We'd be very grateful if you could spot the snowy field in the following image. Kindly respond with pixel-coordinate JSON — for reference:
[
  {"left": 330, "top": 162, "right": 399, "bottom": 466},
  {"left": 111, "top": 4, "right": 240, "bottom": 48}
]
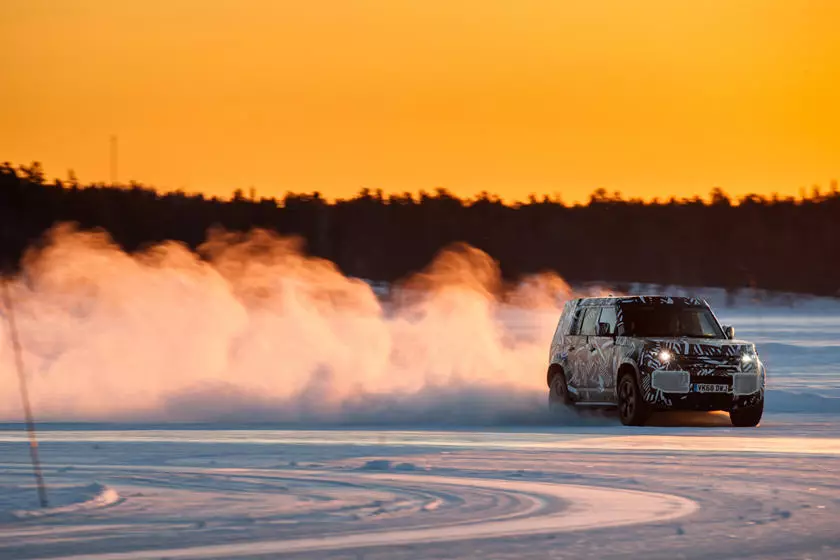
[{"left": 1, "top": 298, "right": 839, "bottom": 559}]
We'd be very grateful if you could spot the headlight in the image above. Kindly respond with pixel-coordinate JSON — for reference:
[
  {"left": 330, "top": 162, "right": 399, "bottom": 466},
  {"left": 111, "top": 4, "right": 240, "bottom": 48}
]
[
  {"left": 740, "top": 351, "right": 759, "bottom": 372},
  {"left": 657, "top": 349, "right": 673, "bottom": 363}
]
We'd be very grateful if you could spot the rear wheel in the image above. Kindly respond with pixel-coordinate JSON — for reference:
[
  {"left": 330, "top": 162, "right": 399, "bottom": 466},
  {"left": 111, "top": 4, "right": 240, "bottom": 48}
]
[
  {"left": 548, "top": 369, "right": 573, "bottom": 412},
  {"left": 618, "top": 373, "right": 650, "bottom": 426},
  {"left": 730, "top": 398, "right": 763, "bottom": 427}
]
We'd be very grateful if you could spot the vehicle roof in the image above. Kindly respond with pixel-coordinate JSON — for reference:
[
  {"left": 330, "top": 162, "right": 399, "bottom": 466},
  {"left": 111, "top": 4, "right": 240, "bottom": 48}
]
[{"left": 576, "top": 295, "right": 708, "bottom": 307}]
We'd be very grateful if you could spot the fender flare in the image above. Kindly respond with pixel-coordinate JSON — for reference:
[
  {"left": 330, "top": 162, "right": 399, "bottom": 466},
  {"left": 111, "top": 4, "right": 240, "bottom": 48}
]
[
  {"left": 546, "top": 362, "right": 564, "bottom": 387},
  {"left": 616, "top": 359, "right": 641, "bottom": 386}
]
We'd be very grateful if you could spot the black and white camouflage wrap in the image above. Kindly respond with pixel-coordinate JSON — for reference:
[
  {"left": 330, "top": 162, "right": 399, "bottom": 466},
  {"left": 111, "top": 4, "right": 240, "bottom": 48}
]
[{"left": 548, "top": 296, "right": 766, "bottom": 412}]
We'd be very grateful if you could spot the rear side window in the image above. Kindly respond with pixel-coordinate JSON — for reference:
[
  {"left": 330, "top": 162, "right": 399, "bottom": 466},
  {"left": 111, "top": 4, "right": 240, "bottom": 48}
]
[
  {"left": 598, "top": 306, "right": 617, "bottom": 335},
  {"left": 579, "top": 307, "right": 600, "bottom": 336}
]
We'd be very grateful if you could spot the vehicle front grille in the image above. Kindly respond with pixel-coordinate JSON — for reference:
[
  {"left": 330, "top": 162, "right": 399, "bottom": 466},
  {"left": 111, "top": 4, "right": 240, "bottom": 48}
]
[{"left": 677, "top": 355, "right": 740, "bottom": 373}]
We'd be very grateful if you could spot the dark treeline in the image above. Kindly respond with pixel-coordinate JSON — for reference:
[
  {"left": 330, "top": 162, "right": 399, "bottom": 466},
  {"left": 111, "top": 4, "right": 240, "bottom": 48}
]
[{"left": 2, "top": 161, "right": 839, "bottom": 296}]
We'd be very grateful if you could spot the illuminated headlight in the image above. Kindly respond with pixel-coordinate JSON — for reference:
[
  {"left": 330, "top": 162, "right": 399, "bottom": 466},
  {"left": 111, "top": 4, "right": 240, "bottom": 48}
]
[
  {"left": 657, "top": 349, "right": 673, "bottom": 363},
  {"left": 740, "top": 351, "right": 759, "bottom": 372}
]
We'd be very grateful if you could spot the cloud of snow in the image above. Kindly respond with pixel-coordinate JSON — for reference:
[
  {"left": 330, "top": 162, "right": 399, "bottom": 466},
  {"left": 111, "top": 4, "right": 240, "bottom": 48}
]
[{"left": 0, "top": 224, "right": 594, "bottom": 425}]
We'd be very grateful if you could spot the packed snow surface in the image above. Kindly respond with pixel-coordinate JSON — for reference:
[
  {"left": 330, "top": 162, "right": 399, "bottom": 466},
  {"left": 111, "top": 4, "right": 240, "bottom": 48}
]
[{"left": 0, "top": 418, "right": 838, "bottom": 559}]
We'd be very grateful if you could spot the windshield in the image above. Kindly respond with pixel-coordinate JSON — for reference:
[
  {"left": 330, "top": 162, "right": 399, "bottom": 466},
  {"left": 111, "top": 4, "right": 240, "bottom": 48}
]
[{"left": 620, "top": 304, "right": 725, "bottom": 339}]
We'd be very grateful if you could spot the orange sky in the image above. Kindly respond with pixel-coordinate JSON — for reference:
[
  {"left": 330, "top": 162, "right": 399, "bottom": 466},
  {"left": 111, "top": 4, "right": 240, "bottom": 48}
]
[{"left": 2, "top": 0, "right": 839, "bottom": 203}]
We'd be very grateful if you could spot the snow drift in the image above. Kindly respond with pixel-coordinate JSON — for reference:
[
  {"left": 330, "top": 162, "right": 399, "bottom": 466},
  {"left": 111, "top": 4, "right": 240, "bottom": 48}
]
[{"left": 0, "top": 482, "right": 119, "bottom": 521}]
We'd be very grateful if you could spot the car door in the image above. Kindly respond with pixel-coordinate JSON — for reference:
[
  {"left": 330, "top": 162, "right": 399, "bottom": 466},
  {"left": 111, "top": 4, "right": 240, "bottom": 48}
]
[{"left": 588, "top": 305, "right": 618, "bottom": 400}]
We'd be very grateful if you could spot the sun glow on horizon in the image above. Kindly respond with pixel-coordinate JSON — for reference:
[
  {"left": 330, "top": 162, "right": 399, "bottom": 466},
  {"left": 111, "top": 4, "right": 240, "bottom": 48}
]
[{"left": 2, "top": 0, "right": 839, "bottom": 204}]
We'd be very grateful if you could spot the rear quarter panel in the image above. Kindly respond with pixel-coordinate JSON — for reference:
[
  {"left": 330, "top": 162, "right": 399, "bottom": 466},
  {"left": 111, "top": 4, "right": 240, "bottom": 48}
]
[{"left": 548, "top": 300, "right": 578, "bottom": 372}]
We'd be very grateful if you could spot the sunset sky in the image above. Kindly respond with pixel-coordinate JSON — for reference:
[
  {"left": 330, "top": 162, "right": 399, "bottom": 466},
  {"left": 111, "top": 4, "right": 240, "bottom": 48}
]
[{"left": 2, "top": 0, "right": 839, "bottom": 203}]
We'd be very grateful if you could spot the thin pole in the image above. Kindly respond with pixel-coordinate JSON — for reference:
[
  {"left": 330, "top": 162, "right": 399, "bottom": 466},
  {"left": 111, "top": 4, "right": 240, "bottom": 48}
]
[{"left": 1, "top": 278, "right": 48, "bottom": 508}]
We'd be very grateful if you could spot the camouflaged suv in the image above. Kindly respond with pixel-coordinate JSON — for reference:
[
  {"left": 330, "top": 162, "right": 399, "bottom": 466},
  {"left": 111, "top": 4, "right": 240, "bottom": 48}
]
[{"left": 547, "top": 296, "right": 765, "bottom": 427}]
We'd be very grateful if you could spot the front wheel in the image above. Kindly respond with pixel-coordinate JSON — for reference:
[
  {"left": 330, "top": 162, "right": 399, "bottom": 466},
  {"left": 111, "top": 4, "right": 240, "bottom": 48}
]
[
  {"left": 618, "top": 373, "right": 650, "bottom": 426},
  {"left": 730, "top": 398, "right": 763, "bottom": 427}
]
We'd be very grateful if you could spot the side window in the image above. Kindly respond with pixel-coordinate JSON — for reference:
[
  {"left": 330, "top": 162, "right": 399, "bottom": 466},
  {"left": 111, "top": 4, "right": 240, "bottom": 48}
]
[
  {"left": 597, "top": 306, "right": 617, "bottom": 336},
  {"left": 579, "top": 307, "right": 600, "bottom": 336}
]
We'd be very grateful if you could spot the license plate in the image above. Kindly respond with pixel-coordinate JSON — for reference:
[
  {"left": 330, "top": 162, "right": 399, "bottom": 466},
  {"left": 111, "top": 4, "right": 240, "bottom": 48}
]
[{"left": 692, "top": 383, "right": 729, "bottom": 393}]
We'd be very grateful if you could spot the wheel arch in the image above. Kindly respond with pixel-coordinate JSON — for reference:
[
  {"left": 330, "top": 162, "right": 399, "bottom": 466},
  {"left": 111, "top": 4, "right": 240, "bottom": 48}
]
[
  {"left": 547, "top": 363, "right": 564, "bottom": 388},
  {"left": 616, "top": 361, "right": 639, "bottom": 385}
]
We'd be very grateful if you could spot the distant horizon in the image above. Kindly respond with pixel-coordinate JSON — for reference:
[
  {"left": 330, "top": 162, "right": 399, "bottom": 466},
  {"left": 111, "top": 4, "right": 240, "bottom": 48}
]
[{"left": 5, "top": 160, "right": 837, "bottom": 206}]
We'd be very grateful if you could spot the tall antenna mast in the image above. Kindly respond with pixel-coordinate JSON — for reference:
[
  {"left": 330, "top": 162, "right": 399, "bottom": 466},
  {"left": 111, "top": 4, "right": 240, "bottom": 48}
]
[
  {"left": 1, "top": 279, "right": 48, "bottom": 507},
  {"left": 110, "top": 134, "right": 118, "bottom": 185}
]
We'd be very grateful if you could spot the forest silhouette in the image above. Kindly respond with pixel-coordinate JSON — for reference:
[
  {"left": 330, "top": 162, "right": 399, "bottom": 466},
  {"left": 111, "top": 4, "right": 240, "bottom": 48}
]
[{"left": 2, "top": 161, "right": 838, "bottom": 297}]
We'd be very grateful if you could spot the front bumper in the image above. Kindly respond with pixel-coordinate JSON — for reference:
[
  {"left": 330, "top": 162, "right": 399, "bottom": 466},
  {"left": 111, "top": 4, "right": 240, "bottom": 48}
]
[
  {"left": 651, "top": 369, "right": 762, "bottom": 395},
  {"left": 653, "top": 391, "right": 761, "bottom": 412},
  {"left": 646, "top": 367, "right": 765, "bottom": 411}
]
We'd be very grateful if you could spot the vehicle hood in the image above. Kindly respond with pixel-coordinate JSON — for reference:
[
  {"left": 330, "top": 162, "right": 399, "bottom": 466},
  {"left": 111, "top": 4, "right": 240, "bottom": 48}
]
[{"left": 642, "top": 337, "right": 756, "bottom": 356}]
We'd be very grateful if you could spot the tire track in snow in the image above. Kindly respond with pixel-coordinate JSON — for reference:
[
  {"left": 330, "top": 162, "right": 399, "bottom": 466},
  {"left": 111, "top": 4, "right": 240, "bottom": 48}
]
[{"left": 32, "top": 471, "right": 698, "bottom": 560}]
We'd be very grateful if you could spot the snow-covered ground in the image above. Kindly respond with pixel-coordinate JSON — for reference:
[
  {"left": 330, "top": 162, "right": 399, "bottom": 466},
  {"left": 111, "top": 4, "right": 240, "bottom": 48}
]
[
  {"left": 0, "top": 420, "right": 838, "bottom": 559},
  {"left": 0, "top": 302, "right": 838, "bottom": 559}
]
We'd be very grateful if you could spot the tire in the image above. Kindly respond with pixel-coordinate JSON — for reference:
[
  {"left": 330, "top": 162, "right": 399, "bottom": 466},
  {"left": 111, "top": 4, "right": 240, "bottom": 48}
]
[
  {"left": 548, "top": 369, "right": 573, "bottom": 412},
  {"left": 618, "top": 372, "right": 650, "bottom": 426},
  {"left": 730, "top": 398, "right": 763, "bottom": 427}
]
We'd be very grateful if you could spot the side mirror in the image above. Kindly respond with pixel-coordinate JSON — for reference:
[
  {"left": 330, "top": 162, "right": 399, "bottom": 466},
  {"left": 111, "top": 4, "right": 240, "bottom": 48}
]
[
  {"left": 598, "top": 322, "right": 613, "bottom": 337},
  {"left": 724, "top": 325, "right": 735, "bottom": 339}
]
